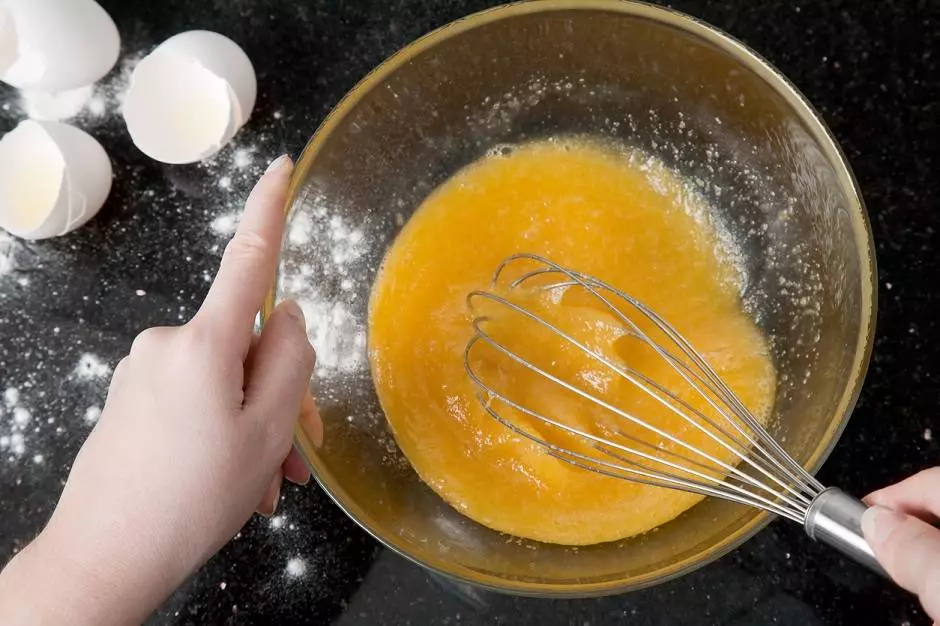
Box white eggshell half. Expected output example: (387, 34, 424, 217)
(121, 30, 256, 165)
(154, 31, 256, 126)
(0, 0, 120, 92)
(0, 120, 112, 240)
(123, 52, 234, 165)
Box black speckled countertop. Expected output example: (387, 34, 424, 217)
(0, 1, 936, 624)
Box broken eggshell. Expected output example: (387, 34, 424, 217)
(0, 0, 120, 92)
(122, 30, 257, 165)
(0, 120, 112, 240)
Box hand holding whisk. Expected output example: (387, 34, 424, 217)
(464, 253, 887, 576)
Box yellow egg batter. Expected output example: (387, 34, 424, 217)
(368, 138, 776, 545)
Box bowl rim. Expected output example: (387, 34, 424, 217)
(264, 0, 878, 597)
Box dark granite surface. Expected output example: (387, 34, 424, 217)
(0, 0, 936, 623)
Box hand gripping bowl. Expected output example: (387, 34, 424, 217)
(263, 0, 876, 596)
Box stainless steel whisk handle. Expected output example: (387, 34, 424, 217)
(803, 487, 887, 577)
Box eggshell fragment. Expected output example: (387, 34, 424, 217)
(0, 0, 120, 92)
(122, 31, 257, 165)
(0, 120, 112, 240)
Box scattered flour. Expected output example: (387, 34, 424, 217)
(19, 86, 95, 121)
(202, 142, 273, 239)
(74, 353, 111, 381)
(17, 53, 140, 122)
(12, 407, 30, 426)
(1, 386, 33, 459)
(2, 360, 111, 465)
(285, 557, 307, 578)
(233, 147, 255, 169)
(84, 406, 102, 425)
(87, 95, 107, 117)
(211, 213, 240, 236)
(9, 433, 24, 456)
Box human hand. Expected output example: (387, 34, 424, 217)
(0, 155, 323, 625)
(863, 467, 940, 622)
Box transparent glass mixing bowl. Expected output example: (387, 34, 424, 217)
(263, 0, 876, 596)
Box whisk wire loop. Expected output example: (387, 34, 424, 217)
(465, 253, 823, 523)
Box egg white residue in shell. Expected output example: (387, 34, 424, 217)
(0, 120, 112, 240)
(122, 31, 257, 165)
(0, 0, 120, 92)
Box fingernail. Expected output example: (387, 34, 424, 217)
(281, 300, 306, 330)
(861, 505, 906, 546)
(265, 154, 291, 174)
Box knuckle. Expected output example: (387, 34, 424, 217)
(279, 338, 316, 378)
(130, 326, 169, 354)
(252, 410, 292, 451)
(223, 229, 271, 265)
(264, 417, 294, 445)
(182, 317, 216, 348)
(110, 356, 131, 382)
(299, 340, 316, 372)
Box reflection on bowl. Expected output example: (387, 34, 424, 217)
(265, 0, 875, 596)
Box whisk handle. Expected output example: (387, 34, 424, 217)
(803, 487, 887, 577)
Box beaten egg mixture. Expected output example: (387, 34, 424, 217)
(368, 139, 775, 545)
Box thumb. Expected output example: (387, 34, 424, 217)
(862, 505, 940, 620)
(244, 300, 316, 443)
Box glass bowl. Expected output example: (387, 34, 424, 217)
(263, 0, 876, 596)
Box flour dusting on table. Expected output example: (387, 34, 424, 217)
(73, 353, 112, 381)
(17, 55, 141, 122)
(285, 556, 308, 578)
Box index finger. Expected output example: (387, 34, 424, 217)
(865, 467, 940, 523)
(196, 155, 294, 355)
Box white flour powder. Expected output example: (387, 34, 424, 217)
(210, 213, 240, 236)
(1, 387, 30, 459)
(17, 55, 140, 122)
(73, 353, 111, 381)
(284, 557, 307, 578)
(19, 86, 95, 121)
(84, 405, 102, 425)
(277, 199, 370, 378)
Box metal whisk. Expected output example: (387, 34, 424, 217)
(464, 253, 885, 576)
